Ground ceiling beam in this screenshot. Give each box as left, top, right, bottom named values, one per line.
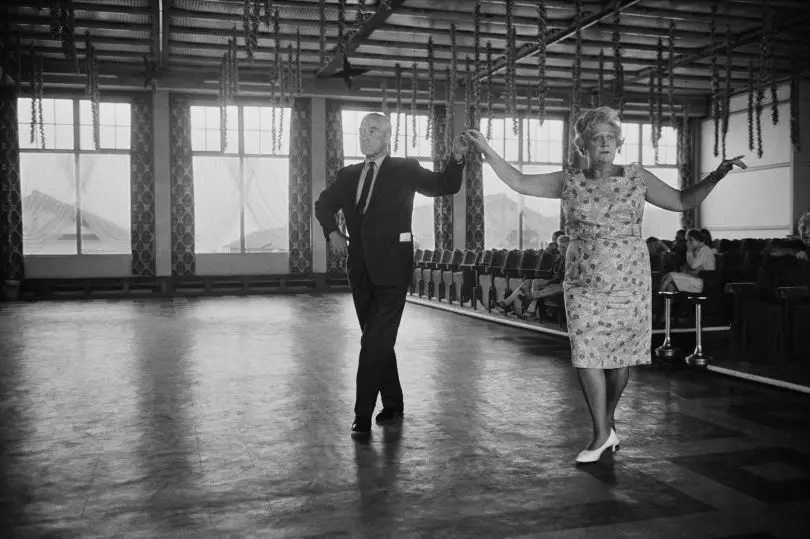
left=477, top=0, right=643, bottom=82
left=316, top=0, right=406, bottom=79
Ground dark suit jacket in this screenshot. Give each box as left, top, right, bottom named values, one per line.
left=315, top=155, right=464, bottom=288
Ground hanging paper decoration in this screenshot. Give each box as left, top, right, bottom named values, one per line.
left=667, top=22, right=676, bottom=126
left=505, top=0, right=517, bottom=134
left=84, top=31, right=100, bottom=150
left=526, top=84, right=533, bottom=162
left=764, top=7, right=778, bottom=125
left=709, top=4, right=719, bottom=158
left=444, top=66, right=452, bottom=156
left=318, top=0, right=327, bottom=66
left=612, top=7, right=624, bottom=120
left=394, top=63, right=402, bottom=152
left=50, top=0, right=78, bottom=71
left=791, top=48, right=801, bottom=151
left=722, top=25, right=732, bottom=160
left=571, top=0, right=583, bottom=143
left=243, top=0, right=262, bottom=63
left=596, top=49, right=604, bottom=107
left=464, top=55, right=472, bottom=129
left=295, top=29, right=302, bottom=93
left=655, top=36, right=663, bottom=161
left=427, top=36, right=435, bottom=139
left=755, top=67, right=764, bottom=159
left=411, top=62, right=418, bottom=148
left=648, top=72, right=656, bottom=160
left=29, top=51, right=45, bottom=148
left=537, top=0, right=547, bottom=126
left=473, top=0, right=482, bottom=128
left=486, top=41, right=494, bottom=139
left=447, top=23, right=457, bottom=144
left=747, top=58, right=755, bottom=152
left=337, top=0, right=346, bottom=51
left=381, top=82, right=389, bottom=117
left=271, top=8, right=280, bottom=151
left=262, top=0, right=273, bottom=27
left=218, top=28, right=238, bottom=152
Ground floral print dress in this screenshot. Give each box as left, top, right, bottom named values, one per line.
left=561, top=163, right=652, bottom=369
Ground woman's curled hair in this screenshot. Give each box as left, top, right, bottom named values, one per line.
left=573, top=107, right=624, bottom=156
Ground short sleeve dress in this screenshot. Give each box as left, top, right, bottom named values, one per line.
left=560, top=163, right=652, bottom=369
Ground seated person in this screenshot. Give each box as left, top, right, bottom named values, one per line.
left=498, top=235, right=569, bottom=317
left=756, top=239, right=810, bottom=300
left=772, top=212, right=809, bottom=262
left=659, top=229, right=716, bottom=293
left=646, top=236, right=670, bottom=257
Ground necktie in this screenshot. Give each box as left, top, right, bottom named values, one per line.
left=356, top=161, right=376, bottom=214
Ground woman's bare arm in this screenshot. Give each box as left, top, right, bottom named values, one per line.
left=465, top=129, right=564, bottom=199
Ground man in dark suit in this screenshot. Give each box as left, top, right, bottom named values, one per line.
left=314, top=112, right=469, bottom=438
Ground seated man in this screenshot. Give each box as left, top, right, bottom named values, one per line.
left=497, top=235, right=569, bottom=317
left=660, top=228, right=716, bottom=293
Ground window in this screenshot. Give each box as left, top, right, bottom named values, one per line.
left=190, top=104, right=290, bottom=254
left=341, top=109, right=435, bottom=251
left=619, top=122, right=681, bottom=240
left=481, top=117, right=565, bottom=250
left=17, top=97, right=131, bottom=255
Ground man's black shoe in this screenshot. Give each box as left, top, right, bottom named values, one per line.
left=375, top=408, right=404, bottom=424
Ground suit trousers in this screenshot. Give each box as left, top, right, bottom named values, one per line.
left=351, top=259, right=407, bottom=418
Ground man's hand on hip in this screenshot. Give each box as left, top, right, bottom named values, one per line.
left=328, top=231, right=349, bottom=257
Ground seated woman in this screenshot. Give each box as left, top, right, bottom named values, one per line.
left=659, top=228, right=716, bottom=293
left=498, top=235, right=570, bottom=317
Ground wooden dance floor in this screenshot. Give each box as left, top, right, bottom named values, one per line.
left=1, top=294, right=808, bottom=538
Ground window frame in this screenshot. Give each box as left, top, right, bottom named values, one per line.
left=17, top=96, right=132, bottom=256
left=189, top=100, right=292, bottom=254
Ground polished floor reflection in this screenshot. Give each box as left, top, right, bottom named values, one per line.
left=0, top=294, right=808, bottom=538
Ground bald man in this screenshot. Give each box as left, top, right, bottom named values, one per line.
left=315, top=112, right=470, bottom=438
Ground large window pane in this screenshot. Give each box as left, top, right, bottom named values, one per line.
left=520, top=164, right=562, bottom=249
left=189, top=105, right=238, bottom=153
left=641, top=124, right=677, bottom=166
left=617, top=122, right=641, bottom=165
left=78, top=154, right=131, bottom=254
left=20, top=152, right=78, bottom=255
left=243, top=157, right=289, bottom=253
left=643, top=167, right=681, bottom=240
left=193, top=156, right=241, bottom=253
left=483, top=163, right=520, bottom=250
left=18, top=97, right=74, bottom=150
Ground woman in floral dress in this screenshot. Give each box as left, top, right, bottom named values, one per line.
left=464, top=107, right=745, bottom=463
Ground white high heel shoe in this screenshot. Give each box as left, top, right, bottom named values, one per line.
left=576, top=429, right=620, bottom=464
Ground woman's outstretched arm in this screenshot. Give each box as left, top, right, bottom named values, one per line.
left=464, top=129, right=565, bottom=199
left=643, top=155, right=747, bottom=211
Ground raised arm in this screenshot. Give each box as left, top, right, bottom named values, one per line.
left=412, top=158, right=465, bottom=197
left=412, top=133, right=471, bottom=197
left=464, top=129, right=564, bottom=199
left=643, top=155, right=746, bottom=211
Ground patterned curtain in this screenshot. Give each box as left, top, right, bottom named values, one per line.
left=325, top=99, right=346, bottom=274
left=678, top=116, right=696, bottom=230
left=0, top=89, right=23, bottom=283
left=169, top=96, right=195, bottom=276
left=465, top=104, right=485, bottom=250
left=288, top=97, right=313, bottom=273
left=432, top=105, right=453, bottom=250
left=131, top=94, right=156, bottom=277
